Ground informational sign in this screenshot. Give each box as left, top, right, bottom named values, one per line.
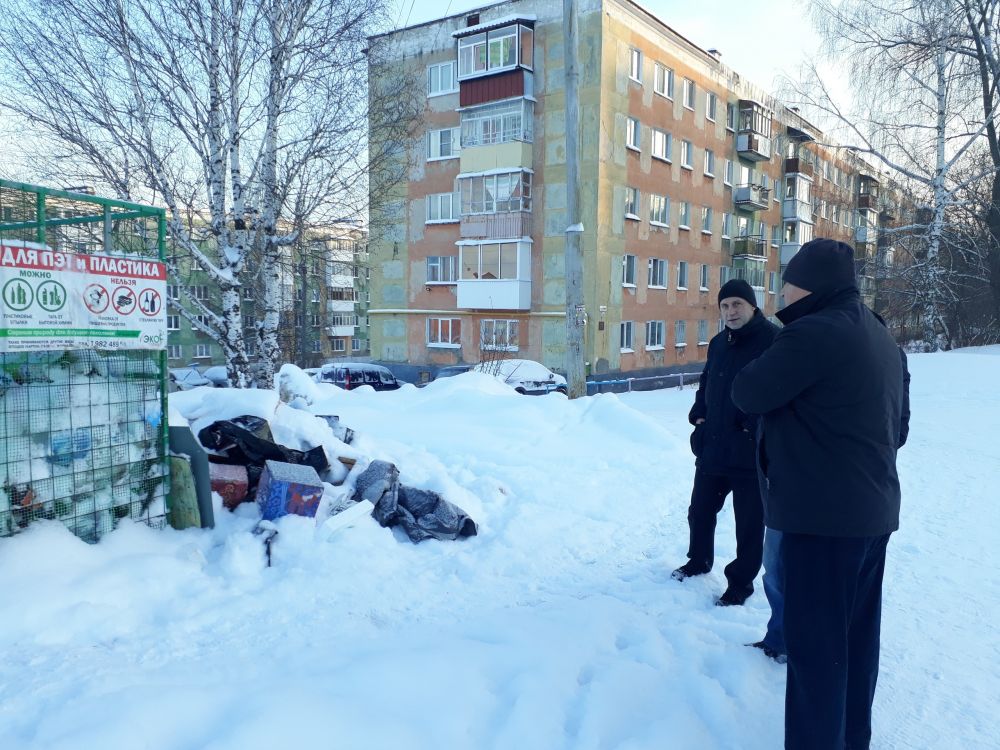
left=0, top=239, right=168, bottom=351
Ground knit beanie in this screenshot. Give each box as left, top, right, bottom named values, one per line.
left=783, top=238, right=857, bottom=294
left=718, top=278, right=758, bottom=308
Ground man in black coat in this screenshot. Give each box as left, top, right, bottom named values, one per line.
left=732, top=239, right=910, bottom=750
left=673, top=279, right=779, bottom=606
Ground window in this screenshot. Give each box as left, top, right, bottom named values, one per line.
left=167, top=315, right=179, bottom=331
left=459, top=171, right=532, bottom=214
left=311, top=340, right=321, bottom=353
left=679, top=201, right=691, bottom=229
left=331, top=313, right=358, bottom=327
left=167, top=344, right=182, bottom=359
left=700, top=263, right=710, bottom=291
left=626, top=116, right=641, bottom=150
left=194, top=344, right=210, bottom=358
left=351, top=338, right=362, bottom=352
left=167, top=284, right=179, bottom=301
left=427, top=61, right=457, bottom=96
left=625, top=187, right=639, bottom=219
left=311, top=288, right=320, bottom=303
left=701, top=207, right=713, bottom=235
left=426, top=192, right=459, bottom=222
left=457, top=25, right=528, bottom=79
left=427, top=317, right=462, bottom=348
left=333, top=338, right=346, bottom=352
left=645, top=320, right=664, bottom=349
left=310, top=314, right=322, bottom=327
left=654, top=63, right=674, bottom=98
left=698, top=319, right=709, bottom=345
left=294, top=313, right=304, bottom=327
left=652, top=128, right=671, bottom=161
left=704, top=149, right=715, bottom=177
left=677, top=261, right=689, bottom=289
left=648, top=258, right=667, bottom=287
left=195, top=314, right=211, bottom=328
left=769, top=271, right=779, bottom=294
left=675, top=320, right=687, bottom=347
left=720, top=265, right=732, bottom=286
left=726, top=102, right=737, bottom=131
left=724, top=159, right=734, bottom=186
left=461, top=99, right=534, bottom=146
left=459, top=242, right=524, bottom=280
left=188, top=285, right=208, bottom=300
left=722, top=212, right=732, bottom=238
left=426, top=256, right=458, bottom=283
left=620, top=321, right=634, bottom=352
left=681, top=140, right=693, bottom=169
left=771, top=225, right=781, bottom=247
left=427, top=127, right=461, bottom=160
left=246, top=339, right=257, bottom=356
left=242, top=286, right=254, bottom=300
left=330, top=286, right=355, bottom=301
left=683, top=78, right=695, bottom=109
left=649, top=194, right=669, bottom=226
left=481, top=319, right=519, bottom=351
left=629, top=48, right=642, bottom=82
left=622, top=254, right=637, bottom=286
left=706, top=92, right=718, bottom=122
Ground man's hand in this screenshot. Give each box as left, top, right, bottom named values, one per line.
left=696, top=418, right=705, bottom=425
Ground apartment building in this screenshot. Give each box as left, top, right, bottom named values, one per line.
left=367, top=0, right=893, bottom=376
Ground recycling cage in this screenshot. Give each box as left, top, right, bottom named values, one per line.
left=0, top=180, right=170, bottom=542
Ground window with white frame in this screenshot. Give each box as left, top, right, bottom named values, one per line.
left=294, top=313, right=304, bottom=327
left=427, top=61, right=457, bottom=96
left=426, top=192, right=459, bottom=222
left=769, top=271, right=779, bottom=294
left=427, top=256, right=458, bottom=283
left=620, top=321, right=634, bottom=352
left=724, top=159, right=734, bottom=186
left=625, top=187, right=639, bottom=218
left=427, top=317, right=462, bottom=347
left=677, top=261, right=689, bottom=289
left=771, top=225, right=781, bottom=246
left=460, top=99, right=534, bottom=146
left=706, top=92, right=718, bottom=121
left=622, top=254, right=637, bottom=286
left=626, top=116, right=641, bottom=150
left=681, top=140, right=693, bottom=169
left=329, top=286, right=354, bottom=301
left=460, top=171, right=531, bottom=214
left=457, top=25, right=530, bottom=79
left=722, top=212, right=732, bottom=238
left=645, top=320, right=664, bottom=349
left=194, top=343, right=210, bottom=358
left=654, top=63, right=674, bottom=98
left=481, top=319, right=519, bottom=350
left=720, top=265, right=732, bottom=286
left=459, top=242, right=524, bottom=280
left=698, top=319, right=709, bottom=345
left=311, top=340, right=321, bottom=353
left=310, top=314, right=322, bottom=327
left=675, top=320, right=687, bottom=347
left=188, top=285, right=208, bottom=300
left=167, top=344, right=182, bottom=359
left=648, top=258, right=667, bottom=288
left=679, top=201, right=691, bottom=228
left=331, top=313, right=358, bottom=327
left=726, top=102, right=737, bottom=130
left=242, top=286, right=254, bottom=300
left=629, top=48, right=642, bottom=82
left=167, top=315, right=179, bottom=330
left=700, top=263, right=710, bottom=290
left=351, top=338, right=362, bottom=352
left=427, top=127, right=461, bottom=160
left=704, top=149, right=715, bottom=176
left=311, top=288, right=320, bottom=303
left=167, top=284, right=179, bottom=301
left=652, top=128, right=671, bottom=161
left=649, top=194, right=669, bottom=226
left=683, top=78, right=695, bottom=109
left=701, top=207, right=713, bottom=234
left=333, top=338, right=346, bottom=352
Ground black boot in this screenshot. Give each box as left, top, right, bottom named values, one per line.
left=715, top=585, right=753, bottom=606
left=671, top=561, right=710, bottom=581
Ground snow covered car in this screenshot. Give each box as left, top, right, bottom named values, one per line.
left=168, top=366, right=212, bottom=391
left=433, top=365, right=473, bottom=380
left=202, top=365, right=231, bottom=387
left=473, top=359, right=568, bottom=395
left=314, top=362, right=401, bottom=391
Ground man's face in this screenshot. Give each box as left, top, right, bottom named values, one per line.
left=782, top=282, right=811, bottom=306
left=720, top=297, right=755, bottom=330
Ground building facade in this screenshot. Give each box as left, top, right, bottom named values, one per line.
left=367, top=0, right=893, bottom=376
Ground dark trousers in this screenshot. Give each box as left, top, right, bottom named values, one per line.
left=685, top=469, right=764, bottom=592
left=783, top=532, right=891, bottom=750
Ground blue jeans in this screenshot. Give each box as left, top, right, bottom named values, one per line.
left=761, top=527, right=785, bottom=655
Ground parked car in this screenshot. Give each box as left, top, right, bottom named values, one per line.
left=168, top=365, right=212, bottom=391
left=314, top=362, right=401, bottom=391
left=202, top=365, right=231, bottom=387
left=433, top=364, right=473, bottom=381
left=473, top=359, right=568, bottom=395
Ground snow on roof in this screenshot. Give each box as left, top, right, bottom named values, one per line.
left=452, top=14, right=536, bottom=38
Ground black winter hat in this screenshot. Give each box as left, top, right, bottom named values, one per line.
left=783, top=238, right=856, bottom=294
left=718, top=278, right=758, bottom=308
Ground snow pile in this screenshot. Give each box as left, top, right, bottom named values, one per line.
left=0, top=351, right=997, bottom=749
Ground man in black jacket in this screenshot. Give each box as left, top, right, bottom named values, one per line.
left=732, top=239, right=910, bottom=750
left=673, top=279, right=778, bottom=606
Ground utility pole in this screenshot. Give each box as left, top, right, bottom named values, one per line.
left=563, top=0, right=586, bottom=398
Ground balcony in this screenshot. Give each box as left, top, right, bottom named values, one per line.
left=460, top=211, right=533, bottom=240
left=327, top=299, right=355, bottom=313
left=327, top=325, right=356, bottom=337
left=730, top=235, right=767, bottom=257
left=784, top=157, right=814, bottom=179
left=858, top=194, right=877, bottom=210
left=783, top=197, right=813, bottom=223
left=856, top=225, right=877, bottom=244
left=737, top=133, right=771, bottom=161
left=733, top=184, right=771, bottom=211
left=456, top=279, right=531, bottom=310
left=780, top=242, right=801, bottom=265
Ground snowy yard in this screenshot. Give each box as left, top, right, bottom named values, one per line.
left=0, top=349, right=997, bottom=749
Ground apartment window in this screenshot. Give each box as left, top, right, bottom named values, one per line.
left=459, top=242, right=525, bottom=280
left=622, top=254, right=637, bottom=286
left=311, top=288, right=320, bottom=303
left=620, top=321, right=634, bottom=352
left=294, top=312, right=304, bottom=327
left=760, top=222, right=768, bottom=245
left=720, top=265, right=732, bottom=286
left=629, top=48, right=642, bottom=82
left=481, top=319, right=519, bottom=351
left=700, top=263, right=710, bottom=291
left=723, top=159, right=734, bottom=187
left=310, top=314, right=322, bottom=327
left=331, top=313, right=358, bottom=327
left=167, top=284, right=180, bottom=301
left=460, top=170, right=532, bottom=214
left=311, top=340, right=321, bottom=353
left=295, top=288, right=304, bottom=303
left=679, top=201, right=691, bottom=229
left=330, top=286, right=354, bottom=301
left=195, top=314, right=212, bottom=328
left=654, top=63, right=674, bottom=98
left=427, top=61, right=457, bottom=96
left=166, top=315, right=179, bottom=331
left=426, top=192, right=459, bottom=222
left=649, top=194, right=669, bottom=226
left=167, top=344, right=182, bottom=359
left=675, top=320, right=687, bottom=347
left=426, top=256, right=458, bottom=283
left=771, top=225, right=781, bottom=246
left=704, top=149, right=715, bottom=177
left=726, top=102, right=737, bottom=131
left=701, top=207, right=713, bottom=235
left=681, top=140, right=693, bottom=169
left=333, top=338, right=346, bottom=352
left=683, top=78, right=695, bottom=109
left=677, top=261, right=689, bottom=289
left=645, top=320, right=664, bottom=349
left=649, top=258, right=667, bottom=288
left=194, top=344, right=210, bottom=358
left=188, top=285, right=208, bottom=300
left=242, top=286, right=253, bottom=300
left=246, top=339, right=257, bottom=356
left=626, top=116, right=641, bottom=150
left=351, top=338, right=362, bottom=352
left=722, top=212, right=733, bottom=238
left=698, top=319, right=710, bottom=345
left=461, top=98, right=534, bottom=146
left=769, top=271, right=779, bottom=294
left=833, top=204, right=841, bottom=224
left=706, top=92, right=718, bottom=121
left=625, top=187, right=640, bottom=219
left=427, top=127, right=461, bottom=160
left=427, top=317, right=462, bottom=348
left=652, top=129, right=672, bottom=162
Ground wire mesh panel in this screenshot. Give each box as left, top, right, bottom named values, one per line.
left=0, top=181, right=169, bottom=542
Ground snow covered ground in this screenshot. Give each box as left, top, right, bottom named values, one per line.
left=0, top=349, right=997, bottom=749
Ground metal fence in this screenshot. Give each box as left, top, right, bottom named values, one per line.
left=0, top=181, right=169, bottom=542
left=587, top=371, right=702, bottom=395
